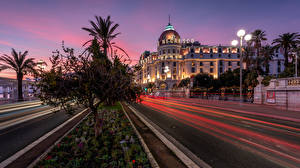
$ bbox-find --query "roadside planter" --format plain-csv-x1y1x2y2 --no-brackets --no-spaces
35,103,151,168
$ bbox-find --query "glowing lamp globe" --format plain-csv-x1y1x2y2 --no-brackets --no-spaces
244,34,252,41
237,29,246,37
231,40,238,46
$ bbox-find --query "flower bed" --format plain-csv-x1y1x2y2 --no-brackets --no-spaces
35,103,151,168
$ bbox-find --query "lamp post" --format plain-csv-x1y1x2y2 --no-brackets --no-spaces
232,29,252,102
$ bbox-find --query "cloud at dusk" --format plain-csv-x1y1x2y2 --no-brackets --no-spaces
1,0,300,78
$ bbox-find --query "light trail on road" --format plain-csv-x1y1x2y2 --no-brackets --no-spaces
139,96,300,168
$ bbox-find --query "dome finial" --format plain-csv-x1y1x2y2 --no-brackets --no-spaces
165,15,174,31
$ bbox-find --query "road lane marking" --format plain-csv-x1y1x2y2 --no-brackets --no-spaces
0,107,60,131
128,104,211,168
0,107,89,168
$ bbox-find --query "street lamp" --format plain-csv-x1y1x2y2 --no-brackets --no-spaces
232,29,252,102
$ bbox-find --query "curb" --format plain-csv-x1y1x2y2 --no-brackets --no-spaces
127,103,211,168
0,107,89,168
27,109,91,168
121,103,160,168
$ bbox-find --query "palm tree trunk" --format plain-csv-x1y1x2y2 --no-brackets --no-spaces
17,73,24,101
284,48,289,67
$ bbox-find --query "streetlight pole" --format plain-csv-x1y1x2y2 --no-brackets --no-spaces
239,36,243,102
232,30,252,103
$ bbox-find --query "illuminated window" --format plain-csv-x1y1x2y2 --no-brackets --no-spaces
192,62,195,66
203,48,210,53
195,48,200,53
200,54,204,58
213,48,218,53
231,48,237,54
222,48,229,53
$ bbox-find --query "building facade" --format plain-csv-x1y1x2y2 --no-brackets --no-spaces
136,22,285,90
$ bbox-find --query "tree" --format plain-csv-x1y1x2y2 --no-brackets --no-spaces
0,49,37,101
251,29,267,58
261,45,274,74
178,78,190,88
82,15,129,62
272,32,300,67
37,41,140,137
193,73,213,90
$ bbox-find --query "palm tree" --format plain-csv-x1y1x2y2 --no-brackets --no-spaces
261,45,274,74
82,15,128,60
251,29,267,58
272,32,300,67
0,49,36,101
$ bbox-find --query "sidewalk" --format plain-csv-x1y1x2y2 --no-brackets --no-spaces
169,97,300,123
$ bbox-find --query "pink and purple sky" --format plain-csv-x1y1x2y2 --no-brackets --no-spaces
0,0,299,78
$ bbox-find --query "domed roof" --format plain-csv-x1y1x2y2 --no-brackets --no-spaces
158,23,180,45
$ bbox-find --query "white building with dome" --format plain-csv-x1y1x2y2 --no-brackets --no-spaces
136,22,285,90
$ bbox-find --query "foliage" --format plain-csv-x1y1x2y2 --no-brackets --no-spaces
193,73,213,89
35,105,151,168
272,32,300,67
0,48,38,101
36,16,142,137
177,78,190,88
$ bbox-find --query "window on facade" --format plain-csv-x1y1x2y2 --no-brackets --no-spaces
228,61,232,66
219,67,223,73
177,49,180,53
228,54,231,58
277,60,281,66
173,62,176,66
163,50,165,54
210,62,214,66
191,48,194,53
173,75,177,79
200,54,203,58
277,67,281,73
210,54,213,58
191,67,195,73
237,54,240,58
173,55,175,59
218,54,221,57
276,54,278,57
237,61,240,66
219,61,223,66
168,49,170,53
162,62,165,67
200,68,203,73
210,68,213,73
200,62,203,66
210,48,213,53
218,48,222,53
173,49,176,53
192,62,195,66
173,68,176,73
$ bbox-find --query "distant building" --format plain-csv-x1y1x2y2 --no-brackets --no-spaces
136,21,285,90
0,77,35,102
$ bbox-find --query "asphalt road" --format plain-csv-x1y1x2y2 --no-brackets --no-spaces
0,101,80,162
132,97,300,168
